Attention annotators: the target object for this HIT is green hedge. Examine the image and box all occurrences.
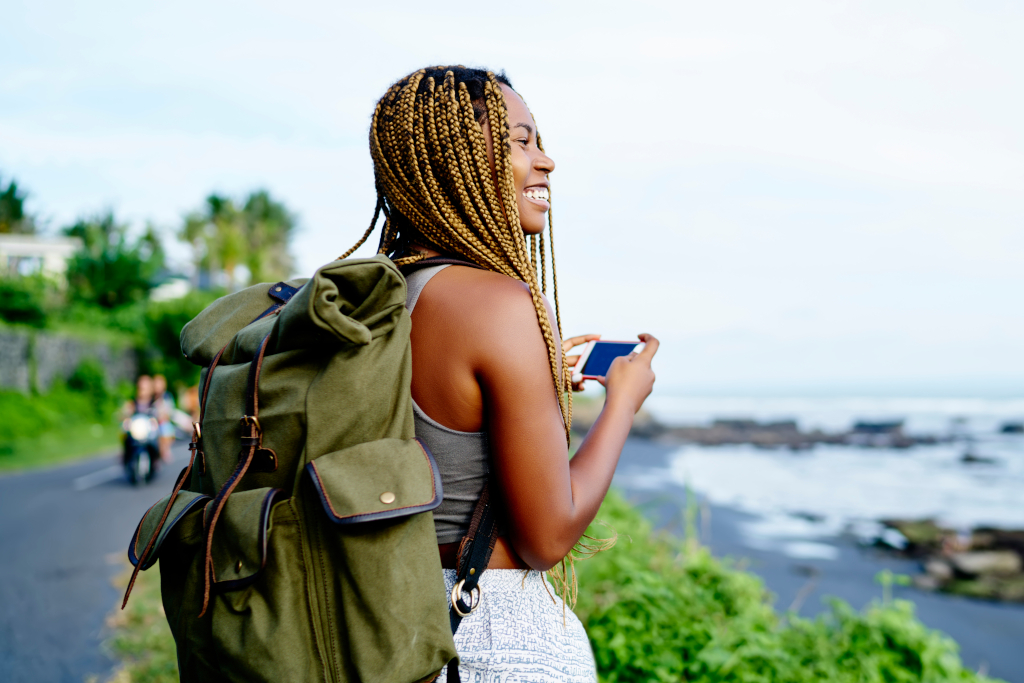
[0,361,127,471]
[576,491,997,682]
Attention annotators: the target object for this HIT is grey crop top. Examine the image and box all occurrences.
[406,265,492,545]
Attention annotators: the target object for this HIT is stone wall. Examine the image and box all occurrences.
[0,332,31,392]
[0,328,137,392]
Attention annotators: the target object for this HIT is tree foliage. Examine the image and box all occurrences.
[142,289,223,389]
[64,211,165,308]
[0,275,50,327]
[0,175,36,234]
[181,190,295,289]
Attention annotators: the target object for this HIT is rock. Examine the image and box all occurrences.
[879,528,908,550]
[961,452,1000,465]
[970,531,997,550]
[950,550,1022,577]
[882,519,947,553]
[946,576,1024,603]
[913,574,941,591]
[924,558,954,582]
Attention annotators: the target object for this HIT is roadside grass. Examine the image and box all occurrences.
[100,490,1002,683]
[0,422,121,473]
[101,561,178,683]
[0,380,126,473]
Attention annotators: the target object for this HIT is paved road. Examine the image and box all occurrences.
[0,443,188,683]
[614,438,1024,683]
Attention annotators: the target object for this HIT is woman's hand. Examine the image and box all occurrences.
[562,334,601,391]
[598,333,659,414]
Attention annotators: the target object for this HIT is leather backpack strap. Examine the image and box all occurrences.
[120,344,227,610]
[197,332,272,617]
[445,482,501,682]
[123,282,293,612]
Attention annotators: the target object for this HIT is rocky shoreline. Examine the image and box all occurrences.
[572,401,1024,604]
[870,520,1024,602]
[573,405,943,449]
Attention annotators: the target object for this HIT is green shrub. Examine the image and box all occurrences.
[0,275,49,327]
[0,378,127,469]
[68,358,109,417]
[142,289,222,389]
[575,490,998,683]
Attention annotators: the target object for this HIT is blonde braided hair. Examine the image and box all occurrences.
[342,66,572,440]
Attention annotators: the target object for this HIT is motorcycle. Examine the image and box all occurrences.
[123,412,160,485]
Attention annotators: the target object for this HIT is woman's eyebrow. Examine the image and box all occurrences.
[513,122,534,135]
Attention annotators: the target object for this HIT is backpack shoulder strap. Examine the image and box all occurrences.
[400,256,481,274]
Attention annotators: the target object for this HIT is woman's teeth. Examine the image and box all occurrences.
[523,188,549,201]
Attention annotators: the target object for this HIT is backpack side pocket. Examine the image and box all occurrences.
[128,491,211,570]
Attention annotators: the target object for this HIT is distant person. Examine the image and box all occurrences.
[152,374,175,463]
[123,374,155,419]
[344,66,660,682]
[122,374,159,464]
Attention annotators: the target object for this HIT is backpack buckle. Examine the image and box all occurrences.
[450,579,482,617]
[240,415,262,433]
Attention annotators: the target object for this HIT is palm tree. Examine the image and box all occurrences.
[181,190,296,289]
[181,195,246,290]
[242,190,295,284]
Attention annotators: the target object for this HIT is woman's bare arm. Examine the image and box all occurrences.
[442,270,658,570]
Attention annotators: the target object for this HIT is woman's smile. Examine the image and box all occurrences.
[523,185,550,208]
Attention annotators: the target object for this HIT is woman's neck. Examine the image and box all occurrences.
[408,243,443,259]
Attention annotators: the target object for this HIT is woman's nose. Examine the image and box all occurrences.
[535,151,555,174]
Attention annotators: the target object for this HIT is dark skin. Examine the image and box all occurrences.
[412,85,659,571]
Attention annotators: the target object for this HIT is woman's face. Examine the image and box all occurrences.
[483,85,555,236]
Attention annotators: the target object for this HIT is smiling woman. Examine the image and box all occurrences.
[339,66,659,682]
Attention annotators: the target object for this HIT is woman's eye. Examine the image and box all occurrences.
[515,138,528,146]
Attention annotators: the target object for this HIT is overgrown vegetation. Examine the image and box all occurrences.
[141,291,222,389]
[0,371,127,471]
[100,491,1000,683]
[575,491,999,682]
[63,212,165,309]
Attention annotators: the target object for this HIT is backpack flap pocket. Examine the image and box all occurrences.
[128,491,211,570]
[306,437,442,524]
[210,487,287,592]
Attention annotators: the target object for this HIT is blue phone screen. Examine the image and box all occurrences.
[581,342,638,377]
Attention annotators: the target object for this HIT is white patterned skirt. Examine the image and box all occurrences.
[440,569,597,683]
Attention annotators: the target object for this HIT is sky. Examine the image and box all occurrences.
[2,0,1022,396]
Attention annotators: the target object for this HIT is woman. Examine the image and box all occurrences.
[344,66,658,682]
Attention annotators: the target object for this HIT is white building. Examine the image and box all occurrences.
[0,234,82,278]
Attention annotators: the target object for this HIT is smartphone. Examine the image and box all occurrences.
[571,340,644,384]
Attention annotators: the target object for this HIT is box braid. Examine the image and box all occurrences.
[341,66,572,440]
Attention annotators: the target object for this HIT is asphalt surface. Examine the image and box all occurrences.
[613,437,1024,683]
[0,443,187,683]
[1,438,1021,682]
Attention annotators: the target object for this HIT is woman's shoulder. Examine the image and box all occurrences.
[419,265,541,337]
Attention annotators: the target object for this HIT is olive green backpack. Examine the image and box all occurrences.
[122,255,458,682]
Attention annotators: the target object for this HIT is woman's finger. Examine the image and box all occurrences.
[566,354,582,367]
[562,334,601,353]
[636,334,660,362]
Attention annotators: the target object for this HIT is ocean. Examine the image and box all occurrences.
[637,395,1024,558]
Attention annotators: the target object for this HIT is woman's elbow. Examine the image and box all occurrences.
[515,535,577,572]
